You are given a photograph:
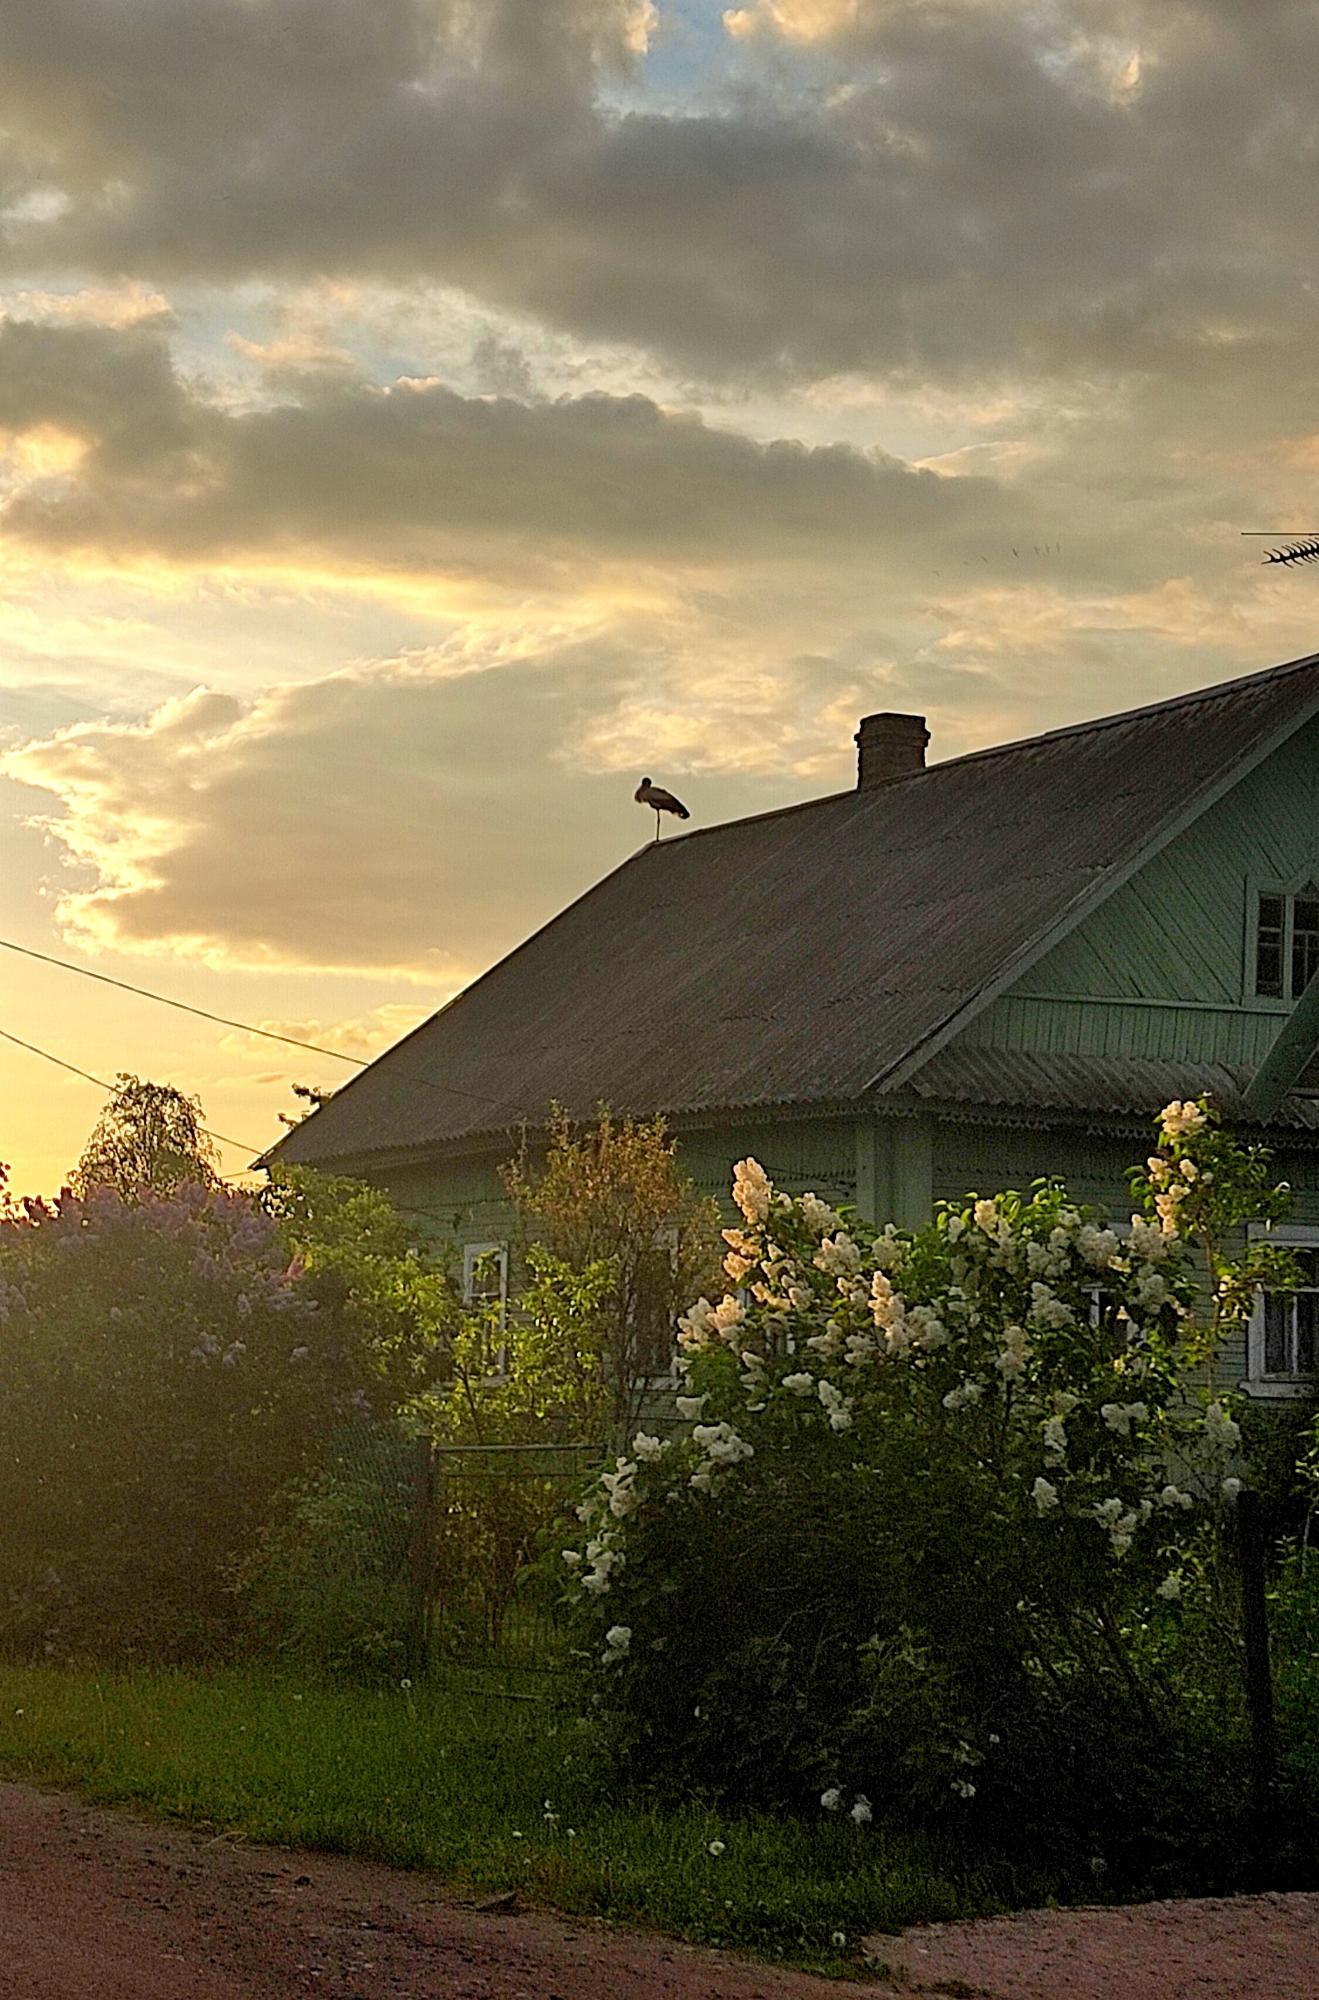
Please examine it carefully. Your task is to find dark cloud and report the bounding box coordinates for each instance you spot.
[1,0,1317,398]
[0,319,1015,580]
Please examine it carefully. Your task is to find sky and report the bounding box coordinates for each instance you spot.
[3,0,1319,1195]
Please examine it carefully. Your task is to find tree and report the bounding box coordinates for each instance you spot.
[502,1106,720,1441]
[71,1073,220,1198]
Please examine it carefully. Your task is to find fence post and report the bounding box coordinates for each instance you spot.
[405,1434,437,1678]
[1233,1486,1278,1824]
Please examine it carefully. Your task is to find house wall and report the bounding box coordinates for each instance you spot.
[960,714,1319,1067]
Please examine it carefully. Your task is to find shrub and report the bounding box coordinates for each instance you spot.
[0,1179,370,1661]
[564,1102,1291,1876]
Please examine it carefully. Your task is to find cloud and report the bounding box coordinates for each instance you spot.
[6,604,1075,981]
[1,0,1317,409]
[0,319,1014,588]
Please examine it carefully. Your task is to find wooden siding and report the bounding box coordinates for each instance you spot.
[956,714,1319,1066]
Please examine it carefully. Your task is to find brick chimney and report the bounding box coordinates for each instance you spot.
[855,711,930,789]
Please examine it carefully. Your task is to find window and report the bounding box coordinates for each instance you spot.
[1246,1226,1319,1395]
[463,1241,508,1313]
[462,1242,509,1380]
[1256,892,1285,998]
[1293,894,1319,997]
[1253,886,1319,1001]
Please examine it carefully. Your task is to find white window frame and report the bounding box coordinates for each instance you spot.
[1245,1223,1319,1399]
[1245,877,1319,1008]
[461,1241,509,1382]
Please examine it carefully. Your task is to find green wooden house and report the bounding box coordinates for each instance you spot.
[270,651,1319,1400]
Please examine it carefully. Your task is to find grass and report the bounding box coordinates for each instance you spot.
[0,1661,1051,1972]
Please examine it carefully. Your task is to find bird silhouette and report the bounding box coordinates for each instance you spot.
[635,777,690,841]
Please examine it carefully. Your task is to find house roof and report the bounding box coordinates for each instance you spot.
[268,650,1319,1170]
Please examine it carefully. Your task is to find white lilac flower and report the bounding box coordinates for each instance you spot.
[1160,1099,1207,1141]
[710,1295,746,1344]
[820,1787,842,1811]
[850,1796,873,1826]
[708,1839,726,1856]
[1100,1400,1148,1436]
[952,1779,976,1799]
[1160,1484,1195,1511]
[782,1372,815,1396]
[942,1379,984,1412]
[692,1422,754,1467]
[604,1624,632,1655]
[831,1932,847,1949]
[677,1298,715,1348]
[814,1231,862,1279]
[1156,1573,1183,1601]
[732,1158,772,1225]
[996,1325,1030,1378]
[973,1198,998,1235]
[800,1193,842,1235]
[1154,1187,1183,1237]
[1041,1416,1068,1465]
[1203,1402,1241,1451]
[1029,1281,1073,1330]
[1128,1214,1170,1263]
[561,1548,582,1568]
[872,1227,904,1268]
[1078,1226,1120,1270]
[675,1394,707,1420]
[1222,1476,1242,1501]
[1032,1476,1059,1515]
[632,1432,667,1462]
[869,1270,906,1341]
[908,1306,948,1351]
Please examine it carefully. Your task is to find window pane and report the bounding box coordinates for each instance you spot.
[1263,1294,1291,1374]
[1257,893,1285,997]
[1294,897,1319,997]
[1296,1291,1319,1376]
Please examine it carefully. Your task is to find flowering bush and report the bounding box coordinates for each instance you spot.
[563,1103,1290,1863]
[0,1175,374,1660]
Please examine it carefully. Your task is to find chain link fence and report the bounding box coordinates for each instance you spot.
[315,1422,602,1685]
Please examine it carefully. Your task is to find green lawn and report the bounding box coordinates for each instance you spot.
[0,1662,1047,1972]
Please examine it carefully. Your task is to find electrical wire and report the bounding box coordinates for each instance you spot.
[0,1024,262,1159]
[0,934,535,1124]
[0,1021,485,1226]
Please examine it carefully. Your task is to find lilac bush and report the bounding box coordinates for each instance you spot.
[563,1104,1291,1866]
[0,1176,370,1659]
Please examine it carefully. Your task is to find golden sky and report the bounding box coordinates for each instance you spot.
[4,0,1319,1193]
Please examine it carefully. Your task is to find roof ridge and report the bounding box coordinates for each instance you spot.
[922,646,1319,777]
[653,648,1319,849]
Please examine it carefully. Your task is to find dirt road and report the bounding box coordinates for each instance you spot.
[2,1781,1317,1999]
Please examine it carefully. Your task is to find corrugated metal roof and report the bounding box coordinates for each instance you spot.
[270,651,1319,1168]
[909,1047,1319,1131]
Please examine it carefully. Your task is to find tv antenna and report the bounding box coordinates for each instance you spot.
[1242,532,1319,567]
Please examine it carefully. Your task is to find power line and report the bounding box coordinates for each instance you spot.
[0,934,535,1125]
[0,938,365,1066]
[0,1025,262,1161]
[0,1019,483,1231]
